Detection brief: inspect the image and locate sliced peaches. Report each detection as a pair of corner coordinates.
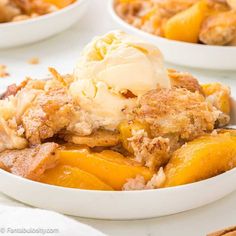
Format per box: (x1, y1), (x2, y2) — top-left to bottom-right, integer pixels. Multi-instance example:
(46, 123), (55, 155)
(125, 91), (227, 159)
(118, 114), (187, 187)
(164, 0), (208, 43)
(164, 133), (236, 187)
(44, 0), (74, 8)
(58, 148), (153, 190)
(40, 165), (113, 190)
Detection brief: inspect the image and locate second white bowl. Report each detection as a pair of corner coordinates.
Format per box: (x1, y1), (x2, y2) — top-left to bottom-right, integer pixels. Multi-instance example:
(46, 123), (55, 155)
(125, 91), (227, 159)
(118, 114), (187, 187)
(0, 0), (89, 48)
(109, 0), (236, 70)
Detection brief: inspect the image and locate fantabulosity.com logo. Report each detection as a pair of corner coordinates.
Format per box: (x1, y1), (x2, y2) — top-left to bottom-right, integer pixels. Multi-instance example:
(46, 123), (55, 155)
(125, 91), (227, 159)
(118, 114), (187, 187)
(0, 227), (59, 235)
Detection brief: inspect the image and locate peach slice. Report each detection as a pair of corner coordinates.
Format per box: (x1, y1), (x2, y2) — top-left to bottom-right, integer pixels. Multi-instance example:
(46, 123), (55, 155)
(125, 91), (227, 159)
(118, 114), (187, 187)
(58, 148), (153, 190)
(44, 0), (74, 8)
(164, 133), (236, 187)
(164, 0), (208, 43)
(40, 165), (113, 190)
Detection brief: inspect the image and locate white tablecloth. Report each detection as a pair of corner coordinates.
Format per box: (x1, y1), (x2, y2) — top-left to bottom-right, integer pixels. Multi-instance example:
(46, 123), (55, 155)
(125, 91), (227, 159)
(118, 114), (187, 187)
(0, 0), (236, 235)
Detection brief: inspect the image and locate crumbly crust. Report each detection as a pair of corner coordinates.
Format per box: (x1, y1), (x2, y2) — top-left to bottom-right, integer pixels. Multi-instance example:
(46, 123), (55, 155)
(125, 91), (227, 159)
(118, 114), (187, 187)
(200, 10), (236, 45)
(134, 87), (221, 141)
(22, 80), (74, 145)
(0, 142), (58, 180)
(128, 129), (170, 170)
(123, 167), (166, 190)
(168, 69), (203, 93)
(0, 78), (74, 151)
(64, 130), (120, 148)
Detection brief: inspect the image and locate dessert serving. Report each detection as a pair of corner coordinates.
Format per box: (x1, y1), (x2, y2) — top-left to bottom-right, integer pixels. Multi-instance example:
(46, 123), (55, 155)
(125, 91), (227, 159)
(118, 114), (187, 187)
(114, 0), (236, 46)
(0, 0), (75, 23)
(0, 31), (235, 191)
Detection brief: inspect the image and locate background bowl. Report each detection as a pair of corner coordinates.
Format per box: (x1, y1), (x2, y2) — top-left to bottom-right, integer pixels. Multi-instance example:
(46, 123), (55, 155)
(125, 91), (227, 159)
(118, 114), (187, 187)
(109, 0), (236, 71)
(0, 0), (89, 49)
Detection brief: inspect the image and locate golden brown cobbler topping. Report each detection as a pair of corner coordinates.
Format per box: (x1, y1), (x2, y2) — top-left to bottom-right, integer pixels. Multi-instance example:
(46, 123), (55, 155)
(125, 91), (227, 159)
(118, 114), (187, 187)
(0, 142), (59, 180)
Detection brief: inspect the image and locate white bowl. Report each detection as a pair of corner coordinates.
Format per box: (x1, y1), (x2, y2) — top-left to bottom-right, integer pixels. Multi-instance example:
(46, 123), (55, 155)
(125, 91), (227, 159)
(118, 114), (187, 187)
(109, 0), (236, 70)
(0, 168), (236, 220)
(1, 89), (236, 220)
(1, 94), (236, 220)
(0, 0), (89, 49)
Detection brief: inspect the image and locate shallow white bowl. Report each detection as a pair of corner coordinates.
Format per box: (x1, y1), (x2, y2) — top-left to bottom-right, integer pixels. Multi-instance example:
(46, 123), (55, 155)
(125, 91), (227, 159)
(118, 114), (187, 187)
(0, 0), (89, 48)
(0, 99), (236, 220)
(0, 87), (236, 220)
(0, 168), (236, 220)
(109, 0), (236, 70)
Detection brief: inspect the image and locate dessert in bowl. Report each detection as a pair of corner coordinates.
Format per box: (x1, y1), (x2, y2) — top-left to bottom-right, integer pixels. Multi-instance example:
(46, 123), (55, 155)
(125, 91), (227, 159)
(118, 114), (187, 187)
(0, 31), (236, 219)
(109, 0), (236, 69)
(0, 0), (76, 23)
(114, 0), (236, 46)
(0, 0), (89, 48)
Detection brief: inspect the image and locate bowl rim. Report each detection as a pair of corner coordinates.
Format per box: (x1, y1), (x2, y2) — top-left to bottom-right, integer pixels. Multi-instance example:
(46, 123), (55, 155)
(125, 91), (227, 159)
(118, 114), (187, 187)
(1, 165), (236, 194)
(0, 0), (89, 28)
(108, 0), (236, 50)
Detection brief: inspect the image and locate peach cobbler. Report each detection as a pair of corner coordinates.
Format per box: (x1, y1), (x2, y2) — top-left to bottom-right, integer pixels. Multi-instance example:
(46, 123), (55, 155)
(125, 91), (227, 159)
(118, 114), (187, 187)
(0, 31), (235, 191)
(0, 0), (75, 23)
(114, 0), (236, 46)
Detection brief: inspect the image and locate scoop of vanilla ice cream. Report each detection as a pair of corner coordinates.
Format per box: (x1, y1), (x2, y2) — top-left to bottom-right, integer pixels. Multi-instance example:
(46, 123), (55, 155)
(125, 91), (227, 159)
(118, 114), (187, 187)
(70, 79), (135, 131)
(70, 30), (170, 131)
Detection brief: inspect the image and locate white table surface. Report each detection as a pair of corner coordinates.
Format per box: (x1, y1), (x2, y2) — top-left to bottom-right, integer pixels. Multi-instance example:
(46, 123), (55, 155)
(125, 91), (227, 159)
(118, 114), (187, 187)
(0, 0), (236, 235)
